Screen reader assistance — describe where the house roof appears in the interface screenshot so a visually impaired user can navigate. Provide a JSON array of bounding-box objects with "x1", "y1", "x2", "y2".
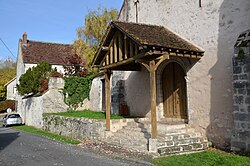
[
  {"x1": 4, "y1": 77, "x2": 16, "y2": 87},
  {"x1": 22, "y1": 40, "x2": 76, "y2": 65},
  {"x1": 93, "y1": 21, "x2": 204, "y2": 66},
  {"x1": 113, "y1": 21, "x2": 204, "y2": 52}
]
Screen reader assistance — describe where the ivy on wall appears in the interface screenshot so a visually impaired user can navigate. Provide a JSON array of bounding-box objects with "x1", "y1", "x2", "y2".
[{"x1": 63, "y1": 74, "x2": 95, "y2": 111}]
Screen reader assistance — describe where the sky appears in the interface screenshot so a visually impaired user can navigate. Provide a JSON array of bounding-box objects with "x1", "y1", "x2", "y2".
[{"x1": 0, "y1": 0, "x2": 123, "y2": 60}]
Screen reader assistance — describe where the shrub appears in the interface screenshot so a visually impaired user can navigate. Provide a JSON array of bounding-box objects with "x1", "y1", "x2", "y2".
[
  {"x1": 63, "y1": 74, "x2": 95, "y2": 111},
  {"x1": 0, "y1": 100, "x2": 15, "y2": 113},
  {"x1": 17, "y1": 61, "x2": 52, "y2": 96}
]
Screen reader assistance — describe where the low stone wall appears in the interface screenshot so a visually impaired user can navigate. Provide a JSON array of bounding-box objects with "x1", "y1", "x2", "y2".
[
  {"x1": 43, "y1": 115, "x2": 106, "y2": 140},
  {"x1": 42, "y1": 115, "x2": 147, "y2": 141}
]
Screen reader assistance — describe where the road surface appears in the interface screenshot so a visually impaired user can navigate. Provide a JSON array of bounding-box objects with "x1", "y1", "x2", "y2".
[{"x1": 0, "y1": 126, "x2": 150, "y2": 166}]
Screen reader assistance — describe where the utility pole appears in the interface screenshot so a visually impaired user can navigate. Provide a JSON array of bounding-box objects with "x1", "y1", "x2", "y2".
[{"x1": 134, "y1": 0, "x2": 139, "y2": 23}]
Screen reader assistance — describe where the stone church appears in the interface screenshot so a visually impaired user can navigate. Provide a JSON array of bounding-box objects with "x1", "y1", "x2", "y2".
[{"x1": 84, "y1": 0, "x2": 250, "y2": 153}]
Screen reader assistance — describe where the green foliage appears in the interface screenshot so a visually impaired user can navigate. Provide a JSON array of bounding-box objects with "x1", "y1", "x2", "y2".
[
  {"x1": 0, "y1": 59, "x2": 16, "y2": 101},
  {"x1": 73, "y1": 6, "x2": 118, "y2": 68},
  {"x1": 0, "y1": 100, "x2": 15, "y2": 113},
  {"x1": 63, "y1": 75, "x2": 95, "y2": 111},
  {"x1": 153, "y1": 150, "x2": 250, "y2": 166},
  {"x1": 13, "y1": 125, "x2": 80, "y2": 144},
  {"x1": 63, "y1": 54, "x2": 88, "y2": 77},
  {"x1": 17, "y1": 61, "x2": 52, "y2": 96},
  {"x1": 46, "y1": 110, "x2": 124, "y2": 119}
]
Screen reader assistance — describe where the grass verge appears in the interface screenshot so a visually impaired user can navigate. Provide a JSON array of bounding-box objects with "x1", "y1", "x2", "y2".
[
  {"x1": 153, "y1": 150, "x2": 250, "y2": 166},
  {"x1": 13, "y1": 125, "x2": 80, "y2": 145},
  {"x1": 46, "y1": 109, "x2": 124, "y2": 119}
]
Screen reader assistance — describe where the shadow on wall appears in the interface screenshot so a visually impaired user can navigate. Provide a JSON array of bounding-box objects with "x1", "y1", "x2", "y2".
[
  {"x1": 125, "y1": 67, "x2": 151, "y2": 117},
  {"x1": 111, "y1": 80, "x2": 125, "y2": 115},
  {"x1": 207, "y1": 0, "x2": 250, "y2": 149}
]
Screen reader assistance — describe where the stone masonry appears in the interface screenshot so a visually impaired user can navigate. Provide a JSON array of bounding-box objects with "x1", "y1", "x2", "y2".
[{"x1": 231, "y1": 30, "x2": 250, "y2": 152}]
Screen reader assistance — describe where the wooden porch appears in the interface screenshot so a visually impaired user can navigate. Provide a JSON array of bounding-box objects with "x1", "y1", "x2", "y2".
[{"x1": 92, "y1": 21, "x2": 205, "y2": 140}]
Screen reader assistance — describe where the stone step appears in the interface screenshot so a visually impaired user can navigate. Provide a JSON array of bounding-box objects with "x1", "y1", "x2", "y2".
[
  {"x1": 158, "y1": 142, "x2": 209, "y2": 156},
  {"x1": 122, "y1": 125, "x2": 150, "y2": 132},
  {"x1": 158, "y1": 132, "x2": 202, "y2": 141},
  {"x1": 157, "y1": 137, "x2": 208, "y2": 147},
  {"x1": 111, "y1": 131, "x2": 151, "y2": 141},
  {"x1": 127, "y1": 122, "x2": 187, "y2": 131}
]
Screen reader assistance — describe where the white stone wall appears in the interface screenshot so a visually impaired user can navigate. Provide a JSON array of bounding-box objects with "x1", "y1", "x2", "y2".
[
  {"x1": 17, "y1": 78, "x2": 67, "y2": 128},
  {"x1": 78, "y1": 76, "x2": 104, "y2": 112},
  {"x1": 24, "y1": 63, "x2": 65, "y2": 74},
  {"x1": 6, "y1": 78, "x2": 17, "y2": 100},
  {"x1": 124, "y1": 68, "x2": 151, "y2": 117},
  {"x1": 16, "y1": 41, "x2": 25, "y2": 84},
  {"x1": 118, "y1": 0, "x2": 250, "y2": 148}
]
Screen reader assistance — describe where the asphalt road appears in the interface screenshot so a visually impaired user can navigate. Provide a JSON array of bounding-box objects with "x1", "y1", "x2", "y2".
[{"x1": 0, "y1": 126, "x2": 146, "y2": 166}]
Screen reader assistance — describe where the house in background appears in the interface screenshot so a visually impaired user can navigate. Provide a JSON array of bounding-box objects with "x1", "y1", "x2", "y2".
[
  {"x1": 84, "y1": 0, "x2": 250, "y2": 154},
  {"x1": 14, "y1": 32, "x2": 80, "y2": 128},
  {"x1": 4, "y1": 77, "x2": 17, "y2": 101},
  {"x1": 16, "y1": 32, "x2": 76, "y2": 82}
]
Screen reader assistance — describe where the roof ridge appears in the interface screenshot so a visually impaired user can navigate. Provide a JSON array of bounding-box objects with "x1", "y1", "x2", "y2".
[
  {"x1": 113, "y1": 20, "x2": 165, "y2": 28},
  {"x1": 23, "y1": 39, "x2": 72, "y2": 46}
]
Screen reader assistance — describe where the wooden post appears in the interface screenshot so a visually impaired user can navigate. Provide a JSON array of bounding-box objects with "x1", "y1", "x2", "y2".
[
  {"x1": 149, "y1": 60, "x2": 157, "y2": 139},
  {"x1": 118, "y1": 33, "x2": 123, "y2": 61},
  {"x1": 114, "y1": 36, "x2": 118, "y2": 63},
  {"x1": 124, "y1": 36, "x2": 128, "y2": 59},
  {"x1": 105, "y1": 70, "x2": 111, "y2": 131}
]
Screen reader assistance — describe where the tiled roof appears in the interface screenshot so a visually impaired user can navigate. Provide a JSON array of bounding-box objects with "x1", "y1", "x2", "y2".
[
  {"x1": 22, "y1": 40, "x2": 76, "y2": 65},
  {"x1": 113, "y1": 21, "x2": 204, "y2": 53}
]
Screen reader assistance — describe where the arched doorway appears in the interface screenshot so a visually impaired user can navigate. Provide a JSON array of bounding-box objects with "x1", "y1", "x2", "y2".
[{"x1": 162, "y1": 62, "x2": 187, "y2": 119}]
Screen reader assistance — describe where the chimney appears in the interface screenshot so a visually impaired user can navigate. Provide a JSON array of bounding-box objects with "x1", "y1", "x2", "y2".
[{"x1": 23, "y1": 32, "x2": 27, "y2": 44}]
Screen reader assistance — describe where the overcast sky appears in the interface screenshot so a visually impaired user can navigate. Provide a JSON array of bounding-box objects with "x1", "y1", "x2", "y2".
[{"x1": 0, "y1": 0, "x2": 123, "y2": 60}]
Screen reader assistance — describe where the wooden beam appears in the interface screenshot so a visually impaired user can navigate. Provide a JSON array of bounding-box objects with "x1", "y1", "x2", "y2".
[
  {"x1": 155, "y1": 54, "x2": 170, "y2": 70},
  {"x1": 105, "y1": 70, "x2": 111, "y2": 131},
  {"x1": 100, "y1": 53, "x2": 146, "y2": 70},
  {"x1": 110, "y1": 44, "x2": 113, "y2": 64},
  {"x1": 118, "y1": 33, "x2": 123, "y2": 61},
  {"x1": 114, "y1": 36, "x2": 118, "y2": 63},
  {"x1": 130, "y1": 40, "x2": 133, "y2": 57},
  {"x1": 124, "y1": 36, "x2": 128, "y2": 59},
  {"x1": 134, "y1": 45, "x2": 138, "y2": 56},
  {"x1": 149, "y1": 60, "x2": 157, "y2": 139},
  {"x1": 106, "y1": 54, "x2": 109, "y2": 65}
]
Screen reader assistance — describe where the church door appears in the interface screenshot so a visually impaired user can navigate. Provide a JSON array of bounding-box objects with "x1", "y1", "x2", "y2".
[{"x1": 162, "y1": 62, "x2": 187, "y2": 119}]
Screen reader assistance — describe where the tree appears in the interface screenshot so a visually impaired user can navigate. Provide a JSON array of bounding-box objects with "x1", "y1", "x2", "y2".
[
  {"x1": 17, "y1": 61, "x2": 52, "y2": 96},
  {"x1": 0, "y1": 59, "x2": 16, "y2": 101},
  {"x1": 73, "y1": 6, "x2": 118, "y2": 68},
  {"x1": 63, "y1": 54, "x2": 88, "y2": 77}
]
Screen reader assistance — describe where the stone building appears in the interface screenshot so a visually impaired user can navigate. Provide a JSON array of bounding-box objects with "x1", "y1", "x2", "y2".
[
  {"x1": 231, "y1": 30, "x2": 250, "y2": 152},
  {"x1": 85, "y1": 0, "x2": 250, "y2": 153},
  {"x1": 15, "y1": 33, "x2": 78, "y2": 127},
  {"x1": 4, "y1": 77, "x2": 17, "y2": 100}
]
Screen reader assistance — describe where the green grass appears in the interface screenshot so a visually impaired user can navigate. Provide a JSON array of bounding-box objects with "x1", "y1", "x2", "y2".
[
  {"x1": 46, "y1": 110, "x2": 124, "y2": 119},
  {"x1": 153, "y1": 150, "x2": 250, "y2": 166},
  {"x1": 13, "y1": 125, "x2": 80, "y2": 145}
]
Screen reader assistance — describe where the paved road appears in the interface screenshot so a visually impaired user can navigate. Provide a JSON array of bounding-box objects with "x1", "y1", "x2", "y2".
[{"x1": 0, "y1": 127, "x2": 146, "y2": 166}]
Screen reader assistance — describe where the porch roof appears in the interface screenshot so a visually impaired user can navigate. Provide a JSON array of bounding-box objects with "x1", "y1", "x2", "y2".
[{"x1": 92, "y1": 21, "x2": 204, "y2": 69}]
